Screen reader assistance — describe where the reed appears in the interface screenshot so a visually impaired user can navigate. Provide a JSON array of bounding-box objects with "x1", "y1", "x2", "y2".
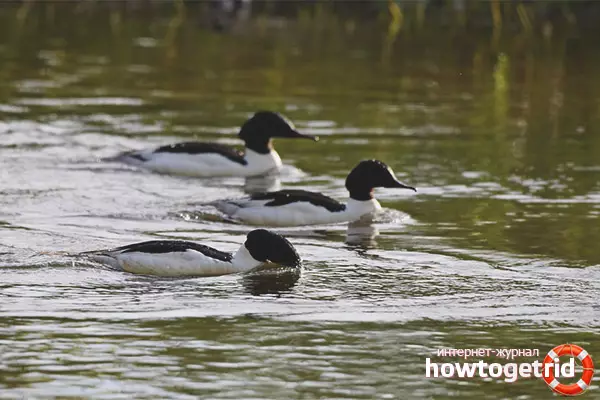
[{"x1": 6, "y1": 1, "x2": 600, "y2": 34}]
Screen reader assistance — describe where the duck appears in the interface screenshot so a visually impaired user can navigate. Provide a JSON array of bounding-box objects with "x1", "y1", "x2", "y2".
[
  {"x1": 83, "y1": 229, "x2": 300, "y2": 277},
  {"x1": 110, "y1": 111, "x2": 317, "y2": 177},
  {"x1": 210, "y1": 159, "x2": 416, "y2": 226}
]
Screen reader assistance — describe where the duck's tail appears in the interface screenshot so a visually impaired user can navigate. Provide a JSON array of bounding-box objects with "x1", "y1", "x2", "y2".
[
  {"x1": 102, "y1": 150, "x2": 148, "y2": 164},
  {"x1": 79, "y1": 250, "x2": 123, "y2": 270},
  {"x1": 209, "y1": 200, "x2": 242, "y2": 216}
]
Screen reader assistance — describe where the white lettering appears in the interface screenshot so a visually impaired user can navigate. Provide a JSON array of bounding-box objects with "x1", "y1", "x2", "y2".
[
  {"x1": 489, "y1": 363, "x2": 503, "y2": 378},
  {"x1": 441, "y1": 363, "x2": 455, "y2": 378},
  {"x1": 426, "y1": 349, "x2": 573, "y2": 383},
  {"x1": 561, "y1": 358, "x2": 575, "y2": 378},
  {"x1": 519, "y1": 363, "x2": 532, "y2": 378},
  {"x1": 426, "y1": 358, "x2": 438, "y2": 377},
  {"x1": 454, "y1": 362, "x2": 477, "y2": 378},
  {"x1": 477, "y1": 360, "x2": 489, "y2": 378},
  {"x1": 544, "y1": 362, "x2": 553, "y2": 377},
  {"x1": 504, "y1": 363, "x2": 518, "y2": 382},
  {"x1": 532, "y1": 360, "x2": 543, "y2": 378}
]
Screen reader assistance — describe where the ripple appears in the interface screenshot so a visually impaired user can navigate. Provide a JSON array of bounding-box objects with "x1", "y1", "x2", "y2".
[
  {"x1": 16, "y1": 97, "x2": 144, "y2": 107},
  {"x1": 1, "y1": 4, "x2": 600, "y2": 397}
]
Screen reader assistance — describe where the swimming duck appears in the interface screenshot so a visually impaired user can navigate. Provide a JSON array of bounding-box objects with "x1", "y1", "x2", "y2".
[
  {"x1": 83, "y1": 229, "x2": 300, "y2": 277},
  {"x1": 111, "y1": 111, "x2": 317, "y2": 177},
  {"x1": 210, "y1": 159, "x2": 416, "y2": 226}
]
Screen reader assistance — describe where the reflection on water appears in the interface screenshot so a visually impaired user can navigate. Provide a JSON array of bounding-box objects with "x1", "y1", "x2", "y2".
[
  {"x1": 1, "y1": 2, "x2": 600, "y2": 398},
  {"x1": 243, "y1": 173, "x2": 282, "y2": 194},
  {"x1": 345, "y1": 221, "x2": 380, "y2": 248},
  {"x1": 242, "y1": 268, "x2": 300, "y2": 296}
]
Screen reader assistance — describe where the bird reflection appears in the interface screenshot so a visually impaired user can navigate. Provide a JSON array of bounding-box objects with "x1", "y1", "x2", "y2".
[
  {"x1": 243, "y1": 173, "x2": 281, "y2": 194},
  {"x1": 242, "y1": 267, "x2": 300, "y2": 296},
  {"x1": 345, "y1": 220, "x2": 380, "y2": 248}
]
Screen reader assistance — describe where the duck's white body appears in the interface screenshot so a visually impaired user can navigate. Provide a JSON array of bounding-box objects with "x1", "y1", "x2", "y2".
[
  {"x1": 85, "y1": 229, "x2": 301, "y2": 277},
  {"x1": 120, "y1": 148, "x2": 282, "y2": 177},
  {"x1": 89, "y1": 246, "x2": 260, "y2": 277},
  {"x1": 213, "y1": 198, "x2": 381, "y2": 227},
  {"x1": 209, "y1": 159, "x2": 417, "y2": 227},
  {"x1": 109, "y1": 111, "x2": 316, "y2": 177}
]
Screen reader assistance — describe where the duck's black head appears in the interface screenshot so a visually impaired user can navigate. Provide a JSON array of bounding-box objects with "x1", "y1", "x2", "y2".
[
  {"x1": 238, "y1": 111, "x2": 318, "y2": 154},
  {"x1": 345, "y1": 160, "x2": 416, "y2": 201},
  {"x1": 244, "y1": 229, "x2": 301, "y2": 267}
]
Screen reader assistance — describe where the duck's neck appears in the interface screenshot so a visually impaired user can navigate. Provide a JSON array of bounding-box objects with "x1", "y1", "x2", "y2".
[
  {"x1": 231, "y1": 245, "x2": 262, "y2": 272},
  {"x1": 346, "y1": 197, "x2": 381, "y2": 216},
  {"x1": 244, "y1": 138, "x2": 273, "y2": 154},
  {"x1": 243, "y1": 147, "x2": 282, "y2": 175},
  {"x1": 348, "y1": 188, "x2": 374, "y2": 201}
]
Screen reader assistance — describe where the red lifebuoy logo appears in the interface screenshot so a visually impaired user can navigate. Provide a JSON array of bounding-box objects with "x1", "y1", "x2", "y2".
[{"x1": 542, "y1": 344, "x2": 594, "y2": 396}]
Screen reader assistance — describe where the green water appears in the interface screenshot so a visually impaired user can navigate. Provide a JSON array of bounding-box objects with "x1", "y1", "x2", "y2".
[{"x1": 0, "y1": 3, "x2": 599, "y2": 399}]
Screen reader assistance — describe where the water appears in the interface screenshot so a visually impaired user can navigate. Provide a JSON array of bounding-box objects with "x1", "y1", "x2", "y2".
[{"x1": 1, "y1": 3, "x2": 600, "y2": 399}]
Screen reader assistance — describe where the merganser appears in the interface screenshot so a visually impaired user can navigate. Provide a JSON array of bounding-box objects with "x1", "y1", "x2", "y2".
[
  {"x1": 210, "y1": 159, "x2": 416, "y2": 226},
  {"x1": 83, "y1": 229, "x2": 300, "y2": 277},
  {"x1": 110, "y1": 111, "x2": 317, "y2": 177}
]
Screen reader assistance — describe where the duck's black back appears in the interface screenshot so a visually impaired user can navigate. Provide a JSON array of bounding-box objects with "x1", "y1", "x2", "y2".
[
  {"x1": 114, "y1": 240, "x2": 233, "y2": 262},
  {"x1": 250, "y1": 190, "x2": 346, "y2": 212},
  {"x1": 154, "y1": 142, "x2": 247, "y2": 165}
]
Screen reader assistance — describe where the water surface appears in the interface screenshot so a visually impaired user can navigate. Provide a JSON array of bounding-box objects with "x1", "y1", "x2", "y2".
[{"x1": 1, "y1": 3, "x2": 599, "y2": 399}]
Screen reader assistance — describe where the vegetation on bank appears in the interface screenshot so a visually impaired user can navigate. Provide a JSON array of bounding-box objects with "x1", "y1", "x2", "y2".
[{"x1": 6, "y1": 1, "x2": 600, "y2": 37}]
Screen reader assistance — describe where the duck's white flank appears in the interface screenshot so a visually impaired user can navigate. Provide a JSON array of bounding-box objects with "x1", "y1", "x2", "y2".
[
  {"x1": 89, "y1": 245, "x2": 261, "y2": 277},
  {"x1": 122, "y1": 148, "x2": 282, "y2": 177},
  {"x1": 213, "y1": 198, "x2": 381, "y2": 226}
]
